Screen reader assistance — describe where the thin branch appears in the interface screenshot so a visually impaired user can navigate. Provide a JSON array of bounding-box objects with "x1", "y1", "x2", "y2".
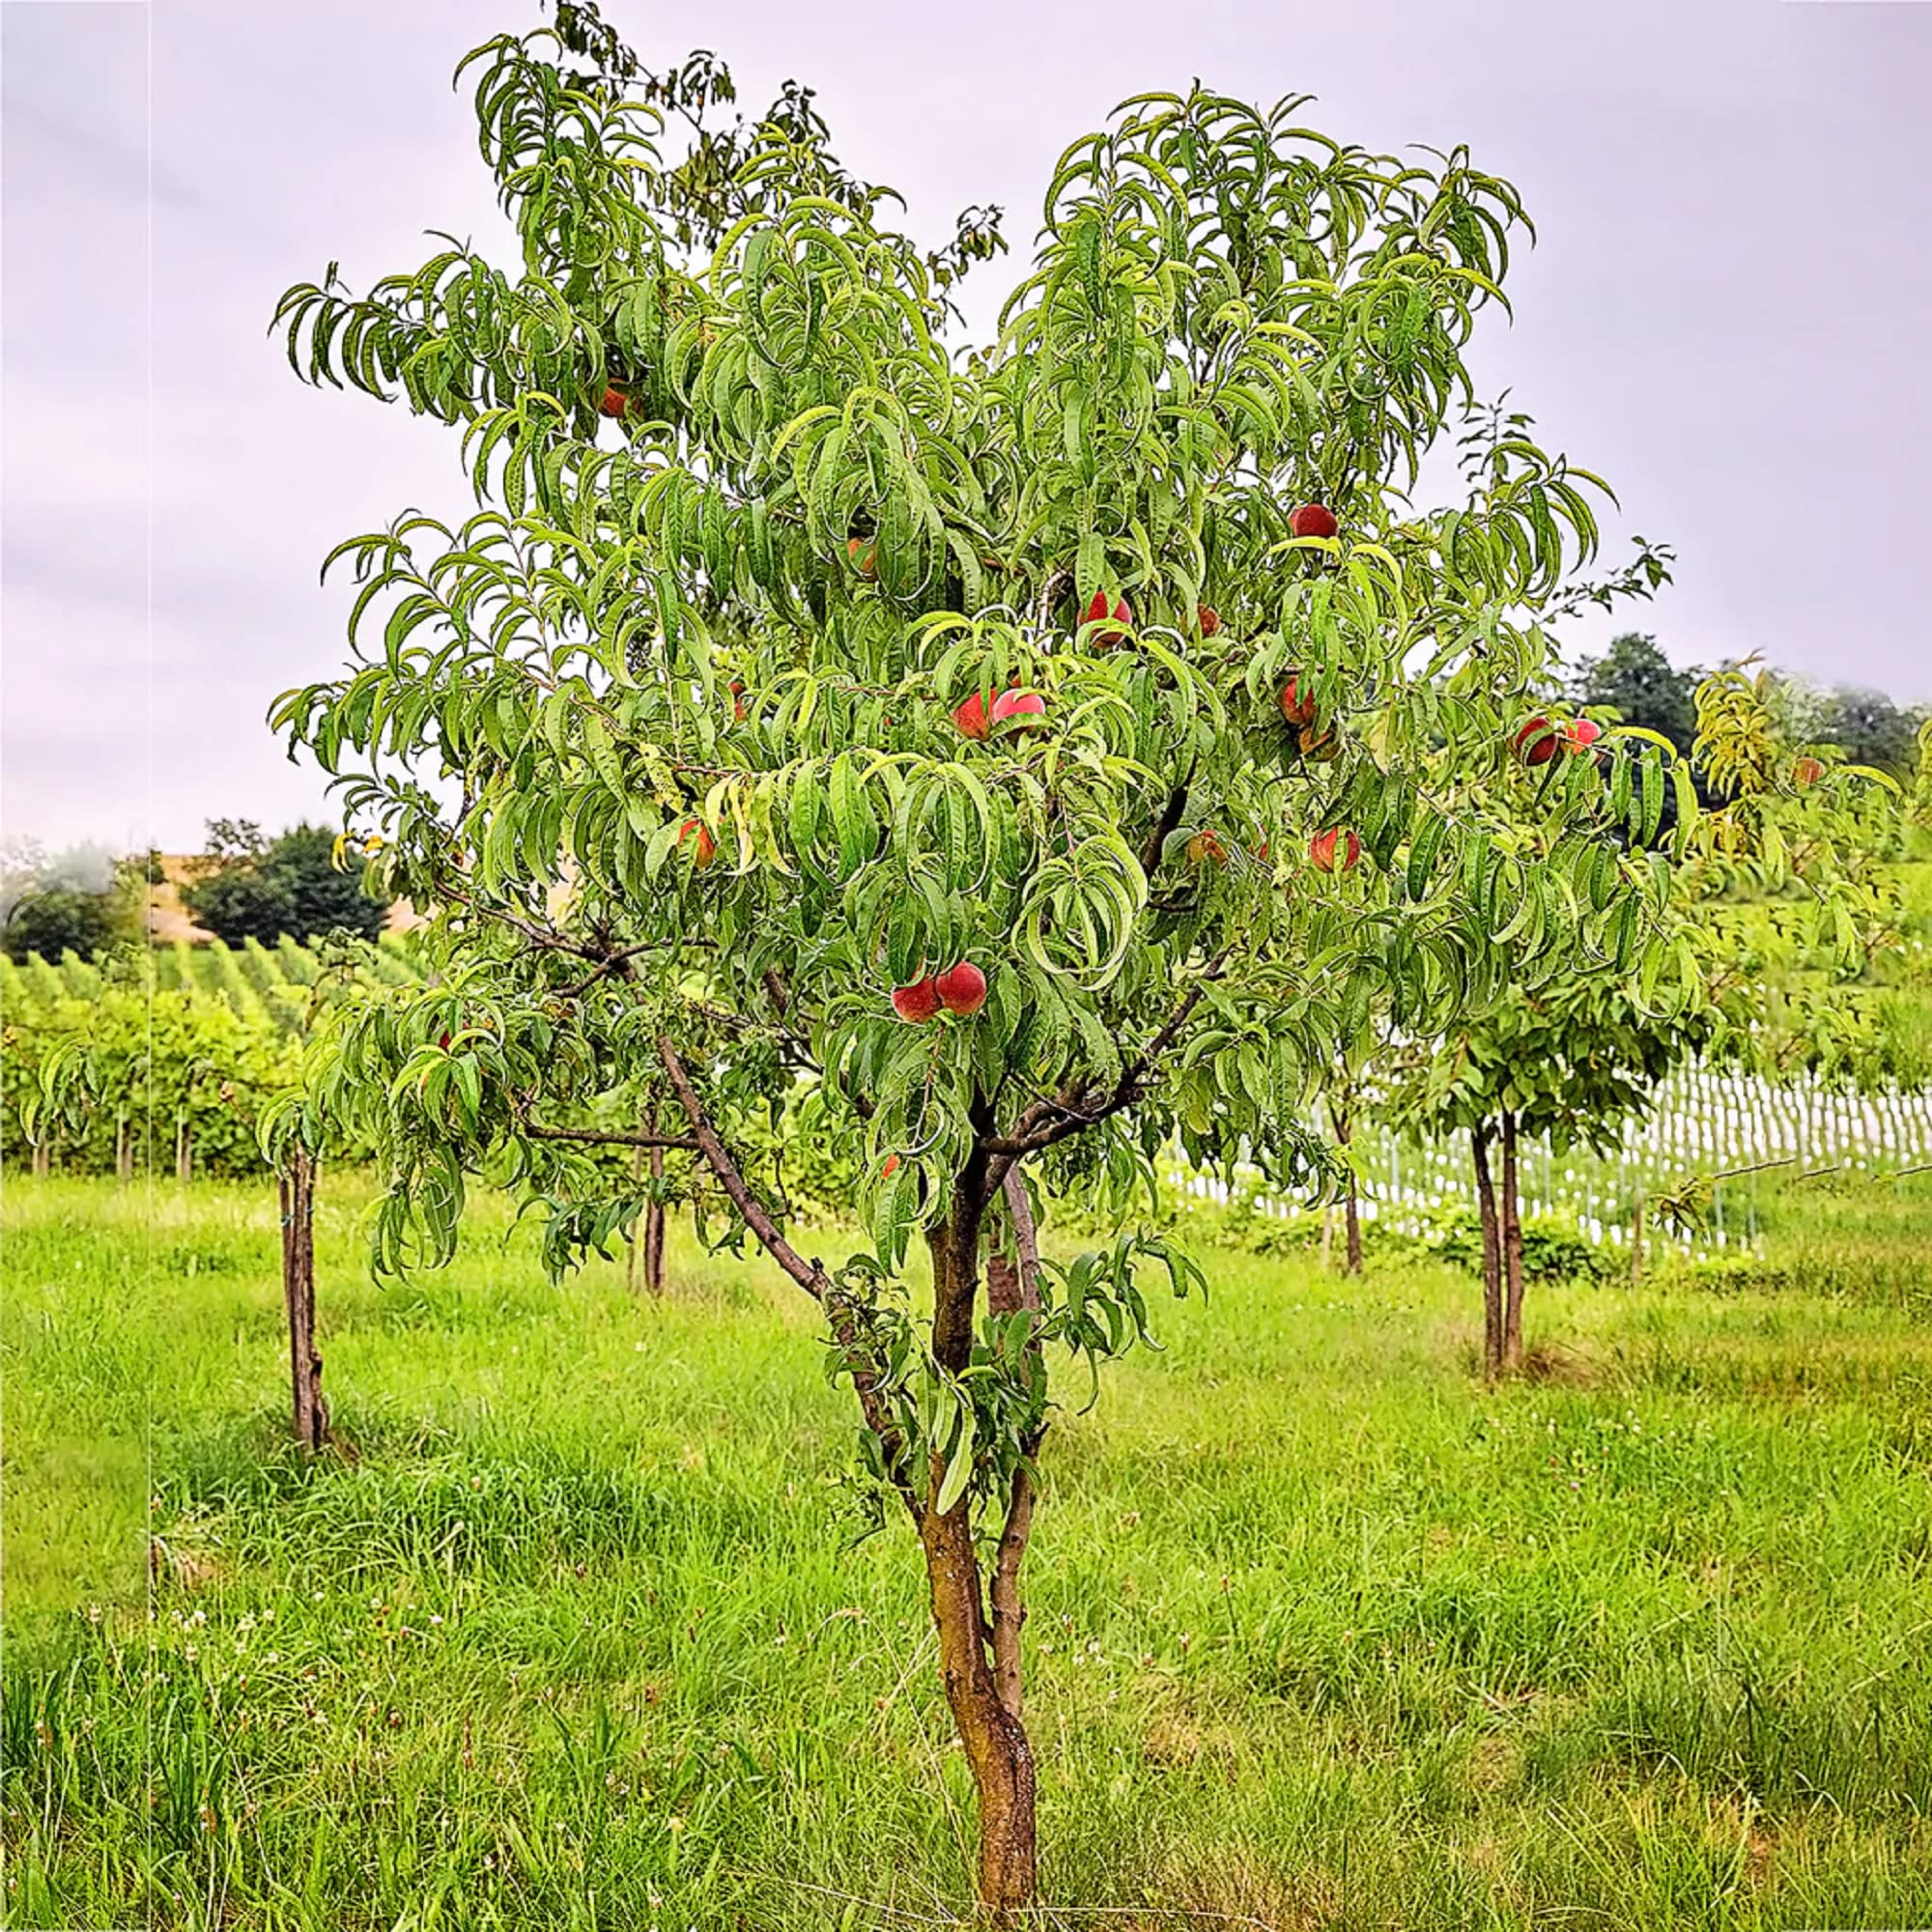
[
  {"x1": 657, "y1": 1035, "x2": 918, "y2": 1514},
  {"x1": 657, "y1": 1037, "x2": 828, "y2": 1300},
  {"x1": 988, "y1": 1167, "x2": 1044, "y2": 1719},
  {"x1": 1002, "y1": 1166, "x2": 1043, "y2": 1317},
  {"x1": 523, "y1": 1122, "x2": 698, "y2": 1151},
  {"x1": 438, "y1": 877, "x2": 602, "y2": 961},
  {"x1": 1137, "y1": 763, "x2": 1197, "y2": 880},
  {"x1": 557, "y1": 943, "x2": 671, "y2": 1001},
  {"x1": 1036, "y1": 564, "x2": 1072, "y2": 637},
  {"x1": 982, "y1": 951, "x2": 1230, "y2": 1187}
]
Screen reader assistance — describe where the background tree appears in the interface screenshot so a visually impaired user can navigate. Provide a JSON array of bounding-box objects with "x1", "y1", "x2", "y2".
[
  {"x1": 1569, "y1": 632, "x2": 1702, "y2": 753},
  {"x1": 1809, "y1": 683, "x2": 1926, "y2": 781},
  {"x1": 270, "y1": 15, "x2": 1689, "y2": 1912},
  {"x1": 1385, "y1": 664, "x2": 1905, "y2": 1377},
  {"x1": 30, "y1": 938, "x2": 404, "y2": 1450},
  {"x1": 183, "y1": 820, "x2": 391, "y2": 946},
  {"x1": 1, "y1": 840, "x2": 141, "y2": 963}
]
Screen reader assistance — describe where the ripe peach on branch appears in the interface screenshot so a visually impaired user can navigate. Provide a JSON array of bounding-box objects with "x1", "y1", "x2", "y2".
[{"x1": 1081, "y1": 590, "x2": 1130, "y2": 646}]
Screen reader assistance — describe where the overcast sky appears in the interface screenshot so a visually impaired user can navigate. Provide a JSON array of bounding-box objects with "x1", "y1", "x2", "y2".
[{"x1": 3, "y1": 0, "x2": 1927, "y2": 855}]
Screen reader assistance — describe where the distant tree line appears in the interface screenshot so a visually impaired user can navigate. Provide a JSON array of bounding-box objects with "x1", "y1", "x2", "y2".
[
  {"x1": 1571, "y1": 635, "x2": 1925, "y2": 778},
  {"x1": 1, "y1": 821, "x2": 393, "y2": 963}
]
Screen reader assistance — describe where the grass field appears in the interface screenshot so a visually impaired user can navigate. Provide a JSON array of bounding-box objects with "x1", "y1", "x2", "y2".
[{"x1": 5, "y1": 1174, "x2": 1932, "y2": 1929}]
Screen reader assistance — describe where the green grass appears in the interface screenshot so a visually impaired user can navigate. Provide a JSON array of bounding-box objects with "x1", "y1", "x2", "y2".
[{"x1": 5, "y1": 1175, "x2": 1932, "y2": 1928}]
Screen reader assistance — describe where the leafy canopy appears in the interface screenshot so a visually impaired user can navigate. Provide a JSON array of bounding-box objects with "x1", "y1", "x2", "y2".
[
  {"x1": 269, "y1": 21, "x2": 1688, "y2": 1493},
  {"x1": 1385, "y1": 664, "x2": 1908, "y2": 1156}
]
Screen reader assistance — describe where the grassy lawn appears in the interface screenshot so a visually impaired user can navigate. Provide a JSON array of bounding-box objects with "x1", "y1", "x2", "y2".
[{"x1": 4, "y1": 1173, "x2": 1932, "y2": 1928}]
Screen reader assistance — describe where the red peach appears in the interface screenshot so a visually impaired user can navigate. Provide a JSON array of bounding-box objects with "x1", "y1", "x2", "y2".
[
  {"x1": 934, "y1": 960, "x2": 988, "y2": 1016},
  {"x1": 892, "y1": 979, "x2": 943, "y2": 1024},
  {"x1": 1083, "y1": 590, "x2": 1131, "y2": 646},
  {"x1": 1515, "y1": 717, "x2": 1560, "y2": 766},
  {"x1": 991, "y1": 689, "x2": 1047, "y2": 728},
  {"x1": 1279, "y1": 674, "x2": 1320, "y2": 728},
  {"x1": 1290, "y1": 502, "x2": 1339, "y2": 540},
  {"x1": 679, "y1": 819, "x2": 719, "y2": 867}
]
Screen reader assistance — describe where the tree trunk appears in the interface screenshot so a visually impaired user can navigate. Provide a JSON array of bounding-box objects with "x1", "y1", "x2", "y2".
[
  {"x1": 923, "y1": 1190, "x2": 1037, "y2": 1918},
  {"x1": 626, "y1": 1146, "x2": 643, "y2": 1293},
  {"x1": 1471, "y1": 1122, "x2": 1502, "y2": 1382},
  {"x1": 643, "y1": 1145, "x2": 667, "y2": 1296},
  {"x1": 919, "y1": 1498, "x2": 1037, "y2": 1917},
  {"x1": 32, "y1": 1141, "x2": 51, "y2": 1179},
  {"x1": 115, "y1": 1115, "x2": 133, "y2": 1183},
  {"x1": 628, "y1": 1139, "x2": 668, "y2": 1296},
  {"x1": 278, "y1": 1150, "x2": 328, "y2": 1452},
  {"x1": 1630, "y1": 1184, "x2": 1645, "y2": 1289},
  {"x1": 174, "y1": 1118, "x2": 192, "y2": 1185},
  {"x1": 1500, "y1": 1109, "x2": 1525, "y2": 1373}
]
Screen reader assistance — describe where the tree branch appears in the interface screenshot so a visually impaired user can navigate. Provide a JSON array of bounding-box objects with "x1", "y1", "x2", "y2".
[
  {"x1": 1036, "y1": 564, "x2": 1072, "y2": 637},
  {"x1": 1137, "y1": 764, "x2": 1196, "y2": 880},
  {"x1": 988, "y1": 1165, "x2": 1043, "y2": 1719},
  {"x1": 557, "y1": 943, "x2": 670, "y2": 1000},
  {"x1": 657, "y1": 1037, "x2": 829, "y2": 1300},
  {"x1": 438, "y1": 877, "x2": 602, "y2": 961},
  {"x1": 657, "y1": 1035, "x2": 919, "y2": 1516},
  {"x1": 982, "y1": 952, "x2": 1229, "y2": 1189},
  {"x1": 1001, "y1": 1167, "x2": 1043, "y2": 1316},
  {"x1": 524, "y1": 1122, "x2": 699, "y2": 1151}
]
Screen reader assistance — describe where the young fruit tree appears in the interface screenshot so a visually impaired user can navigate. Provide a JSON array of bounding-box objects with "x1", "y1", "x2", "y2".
[
  {"x1": 1382, "y1": 664, "x2": 1906, "y2": 1378},
  {"x1": 32, "y1": 941, "x2": 411, "y2": 1452},
  {"x1": 270, "y1": 14, "x2": 1688, "y2": 1909}
]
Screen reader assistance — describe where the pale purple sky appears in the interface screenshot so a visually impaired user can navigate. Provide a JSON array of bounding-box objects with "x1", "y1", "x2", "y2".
[{"x1": 3, "y1": 0, "x2": 1927, "y2": 853}]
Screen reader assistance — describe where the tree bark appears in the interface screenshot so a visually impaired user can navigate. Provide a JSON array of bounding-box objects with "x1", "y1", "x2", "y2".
[
  {"x1": 32, "y1": 1141, "x2": 51, "y2": 1179},
  {"x1": 923, "y1": 1192, "x2": 1037, "y2": 1917},
  {"x1": 920, "y1": 1494, "x2": 1037, "y2": 1917},
  {"x1": 174, "y1": 1119, "x2": 192, "y2": 1185},
  {"x1": 642, "y1": 1145, "x2": 667, "y2": 1296},
  {"x1": 115, "y1": 1115, "x2": 133, "y2": 1183},
  {"x1": 987, "y1": 1168, "x2": 1043, "y2": 1723},
  {"x1": 1472, "y1": 1122, "x2": 1502, "y2": 1383},
  {"x1": 1500, "y1": 1109, "x2": 1525, "y2": 1373},
  {"x1": 278, "y1": 1149, "x2": 328, "y2": 1452}
]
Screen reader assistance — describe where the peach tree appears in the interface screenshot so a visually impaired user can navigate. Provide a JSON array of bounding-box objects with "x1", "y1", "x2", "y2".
[
  {"x1": 1382, "y1": 664, "x2": 1907, "y2": 1377},
  {"x1": 269, "y1": 14, "x2": 1687, "y2": 1911}
]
